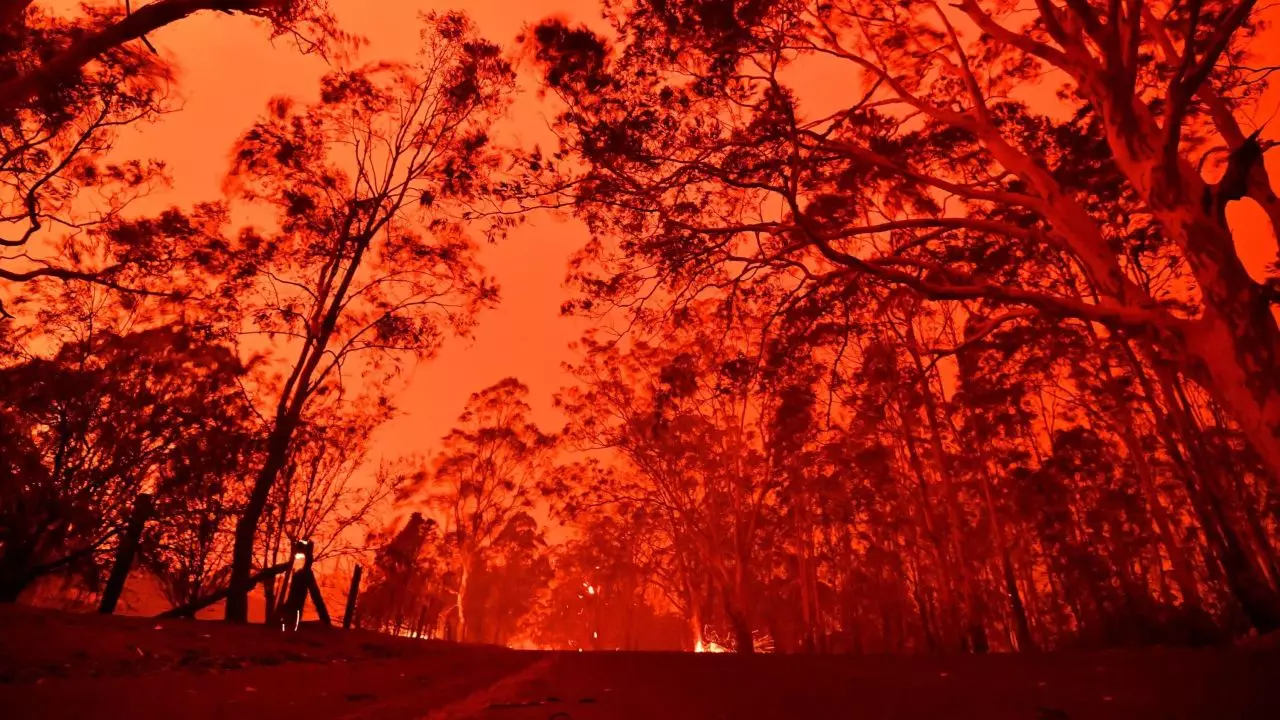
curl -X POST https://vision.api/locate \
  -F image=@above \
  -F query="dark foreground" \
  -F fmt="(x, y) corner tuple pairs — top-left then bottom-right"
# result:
(2, 607), (1278, 719)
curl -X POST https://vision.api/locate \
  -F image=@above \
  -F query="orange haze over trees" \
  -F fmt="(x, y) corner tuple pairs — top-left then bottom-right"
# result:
(3, 0), (1280, 655)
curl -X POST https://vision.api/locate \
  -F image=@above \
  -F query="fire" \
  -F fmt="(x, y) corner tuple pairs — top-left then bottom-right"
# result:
(693, 639), (728, 653)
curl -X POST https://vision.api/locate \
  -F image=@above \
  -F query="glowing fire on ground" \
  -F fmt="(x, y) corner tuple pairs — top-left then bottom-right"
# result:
(693, 639), (729, 653)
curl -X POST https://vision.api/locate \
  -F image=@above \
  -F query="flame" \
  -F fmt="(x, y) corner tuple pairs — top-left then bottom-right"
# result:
(694, 639), (728, 653)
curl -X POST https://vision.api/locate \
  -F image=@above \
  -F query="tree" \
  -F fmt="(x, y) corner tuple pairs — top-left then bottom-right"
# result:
(0, 4), (172, 308)
(254, 417), (403, 617)
(0, 292), (253, 602)
(217, 12), (513, 621)
(0, 0), (340, 118)
(460, 511), (552, 646)
(0, 1), (354, 315)
(555, 308), (823, 653)
(524, 0), (1280, 541)
(359, 511), (453, 638)
(420, 378), (555, 641)
(537, 494), (687, 651)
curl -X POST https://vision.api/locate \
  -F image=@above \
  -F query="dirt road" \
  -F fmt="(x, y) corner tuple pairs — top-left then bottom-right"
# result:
(5, 645), (1280, 719)
(3, 607), (1278, 718)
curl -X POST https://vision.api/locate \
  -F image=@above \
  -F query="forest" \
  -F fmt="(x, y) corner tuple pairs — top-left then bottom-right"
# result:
(2, 0), (1280, 659)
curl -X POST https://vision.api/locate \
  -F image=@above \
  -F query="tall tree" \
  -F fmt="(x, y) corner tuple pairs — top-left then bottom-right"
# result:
(421, 378), (555, 642)
(214, 12), (512, 621)
(526, 0), (1280, 630)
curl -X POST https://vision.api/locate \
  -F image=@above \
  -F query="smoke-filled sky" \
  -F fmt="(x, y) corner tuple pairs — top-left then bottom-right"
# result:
(106, 0), (1280, 473)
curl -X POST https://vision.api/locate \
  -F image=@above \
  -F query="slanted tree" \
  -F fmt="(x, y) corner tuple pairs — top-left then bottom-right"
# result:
(360, 512), (453, 637)
(461, 511), (553, 646)
(216, 12), (512, 621)
(539, 485), (689, 651)
(254, 415), (402, 618)
(558, 309), (821, 653)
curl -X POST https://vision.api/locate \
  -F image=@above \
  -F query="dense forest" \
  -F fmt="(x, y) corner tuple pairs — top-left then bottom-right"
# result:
(2, 0), (1280, 656)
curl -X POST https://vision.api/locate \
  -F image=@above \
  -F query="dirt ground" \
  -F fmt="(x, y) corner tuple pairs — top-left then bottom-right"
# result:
(2, 605), (1279, 719)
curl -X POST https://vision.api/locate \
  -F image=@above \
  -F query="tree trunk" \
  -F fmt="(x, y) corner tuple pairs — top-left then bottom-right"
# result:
(975, 463), (1036, 652)
(1116, 338), (1280, 631)
(1157, 365), (1280, 632)
(1078, 320), (1206, 611)
(729, 608), (754, 654)
(905, 324), (987, 652)
(1116, 418), (1205, 610)
(1083, 81), (1280, 492)
(1001, 547), (1034, 652)
(225, 427), (294, 622)
(455, 559), (470, 644)
(793, 485), (816, 652)
(893, 397), (963, 649)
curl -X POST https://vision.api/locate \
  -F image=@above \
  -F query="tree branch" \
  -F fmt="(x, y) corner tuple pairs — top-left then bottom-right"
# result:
(0, 0), (289, 116)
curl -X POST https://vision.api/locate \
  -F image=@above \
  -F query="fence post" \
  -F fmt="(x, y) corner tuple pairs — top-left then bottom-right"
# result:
(99, 493), (153, 615)
(343, 565), (363, 630)
(277, 539), (314, 631)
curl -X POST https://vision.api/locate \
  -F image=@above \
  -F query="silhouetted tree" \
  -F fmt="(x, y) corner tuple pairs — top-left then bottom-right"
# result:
(220, 12), (512, 621)
(0, 297), (252, 602)
(419, 377), (555, 641)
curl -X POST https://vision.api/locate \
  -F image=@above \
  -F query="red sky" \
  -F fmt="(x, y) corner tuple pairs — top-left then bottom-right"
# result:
(96, 0), (1280, 472)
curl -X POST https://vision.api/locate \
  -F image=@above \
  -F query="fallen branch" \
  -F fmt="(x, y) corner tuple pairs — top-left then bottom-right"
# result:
(157, 561), (290, 619)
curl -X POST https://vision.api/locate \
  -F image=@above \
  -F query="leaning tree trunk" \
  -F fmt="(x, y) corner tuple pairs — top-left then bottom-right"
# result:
(1140, 353), (1280, 632)
(1085, 84), (1280, 494)
(1087, 339), (1207, 611)
(224, 233), (371, 623)
(225, 425), (295, 622)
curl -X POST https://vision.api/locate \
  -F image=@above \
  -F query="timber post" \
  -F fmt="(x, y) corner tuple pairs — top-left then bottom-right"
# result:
(278, 539), (314, 631)
(343, 564), (363, 630)
(99, 493), (153, 615)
